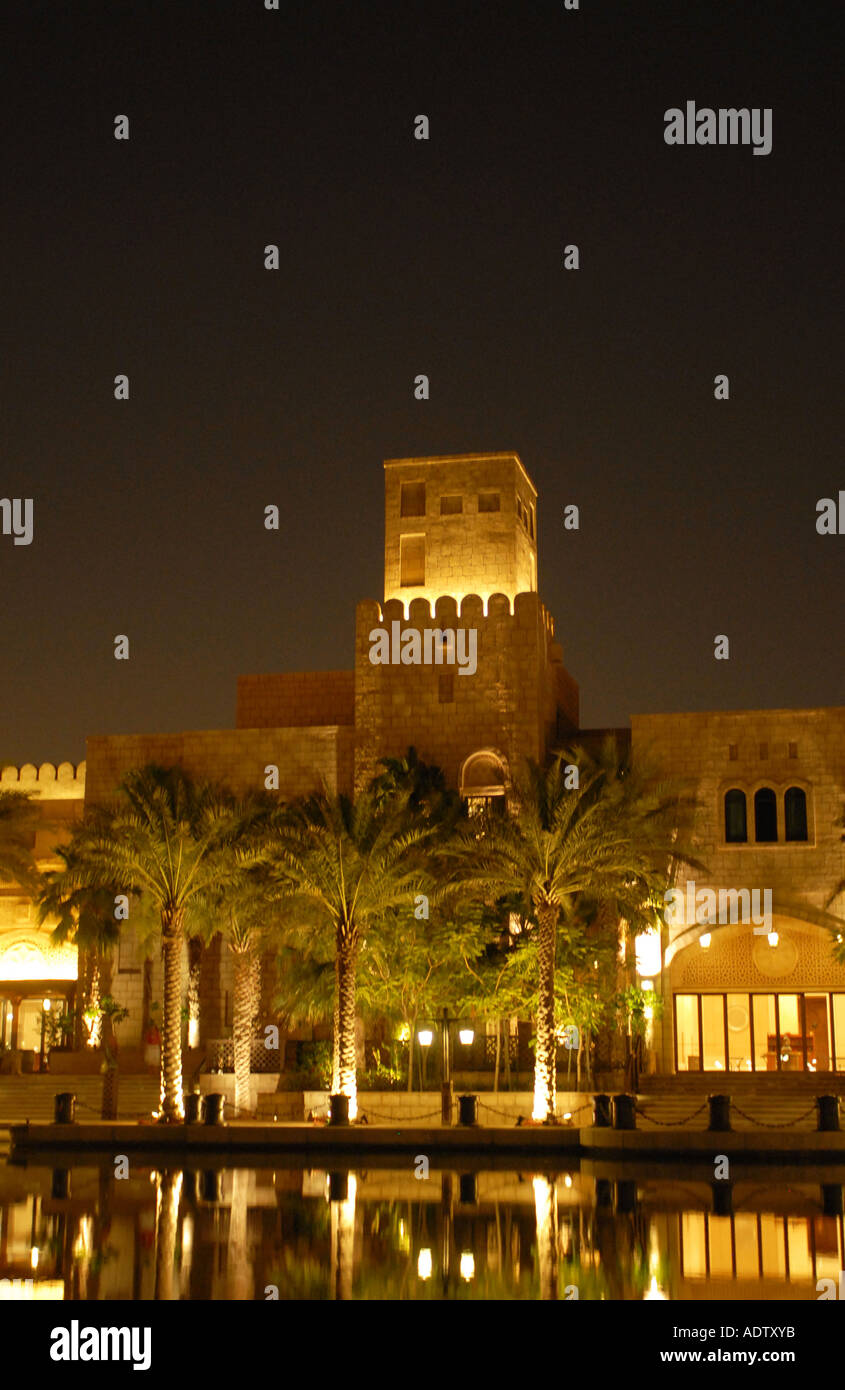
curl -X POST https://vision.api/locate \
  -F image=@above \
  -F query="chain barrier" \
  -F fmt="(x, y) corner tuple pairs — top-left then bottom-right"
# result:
(634, 1102), (709, 1127)
(730, 1102), (818, 1129)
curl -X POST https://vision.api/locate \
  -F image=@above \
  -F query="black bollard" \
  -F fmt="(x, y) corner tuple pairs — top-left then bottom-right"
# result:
(613, 1094), (637, 1130)
(53, 1092), (76, 1124)
(459, 1173), (478, 1206)
(817, 1096), (840, 1132)
(183, 1093), (203, 1124)
(593, 1094), (612, 1128)
(712, 1182), (733, 1216)
(458, 1095), (478, 1127)
(708, 1094), (732, 1132)
(329, 1094), (349, 1126)
(204, 1093), (225, 1126)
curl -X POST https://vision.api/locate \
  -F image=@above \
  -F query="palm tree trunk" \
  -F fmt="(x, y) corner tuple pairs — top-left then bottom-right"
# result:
(332, 932), (358, 1119)
(534, 902), (558, 1122)
(160, 916), (184, 1122)
(232, 943), (258, 1116)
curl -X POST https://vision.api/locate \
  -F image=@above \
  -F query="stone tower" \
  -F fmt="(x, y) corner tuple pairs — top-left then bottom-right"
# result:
(383, 452), (538, 609)
(355, 452), (578, 791)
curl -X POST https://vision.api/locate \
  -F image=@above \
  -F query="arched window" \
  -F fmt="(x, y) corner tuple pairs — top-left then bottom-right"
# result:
(461, 751), (507, 817)
(784, 786), (808, 842)
(724, 789), (747, 843)
(754, 787), (778, 843)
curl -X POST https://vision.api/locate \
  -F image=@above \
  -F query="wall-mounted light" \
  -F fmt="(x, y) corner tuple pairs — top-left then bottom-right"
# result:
(459, 1252), (475, 1281)
(768, 931), (779, 947)
(699, 934), (711, 950)
(458, 1029), (474, 1045)
(417, 1248), (432, 1280)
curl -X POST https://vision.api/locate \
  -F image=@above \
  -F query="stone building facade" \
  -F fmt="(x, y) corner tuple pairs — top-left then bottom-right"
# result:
(3, 451), (844, 1078)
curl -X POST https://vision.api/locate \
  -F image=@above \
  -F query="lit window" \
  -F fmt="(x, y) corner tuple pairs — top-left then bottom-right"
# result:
(784, 787), (808, 842)
(399, 535), (425, 587)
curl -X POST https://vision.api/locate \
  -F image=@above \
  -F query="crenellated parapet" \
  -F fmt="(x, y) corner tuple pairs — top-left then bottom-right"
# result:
(0, 760), (86, 799)
(353, 591), (578, 791)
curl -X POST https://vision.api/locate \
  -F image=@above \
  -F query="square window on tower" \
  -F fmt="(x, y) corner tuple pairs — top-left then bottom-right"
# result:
(478, 492), (500, 513)
(400, 482), (426, 517)
(400, 535), (425, 587)
(440, 495), (462, 515)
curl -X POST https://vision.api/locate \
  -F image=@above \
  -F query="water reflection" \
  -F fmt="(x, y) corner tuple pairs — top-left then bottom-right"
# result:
(0, 1155), (842, 1300)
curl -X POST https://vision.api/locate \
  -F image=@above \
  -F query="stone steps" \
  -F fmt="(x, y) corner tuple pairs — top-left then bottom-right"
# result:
(0, 1076), (160, 1124)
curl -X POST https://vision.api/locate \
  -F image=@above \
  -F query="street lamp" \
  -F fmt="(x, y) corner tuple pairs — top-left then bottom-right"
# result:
(459, 1028), (474, 1045)
(39, 998), (52, 1072)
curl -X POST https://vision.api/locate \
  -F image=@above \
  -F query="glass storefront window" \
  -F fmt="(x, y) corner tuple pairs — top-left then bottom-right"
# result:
(832, 997), (845, 1072)
(805, 995), (831, 1071)
(675, 995), (700, 1071)
(752, 994), (777, 1072)
(677, 992), (845, 1072)
(777, 994), (803, 1071)
(726, 995), (752, 1072)
(701, 996), (726, 1072)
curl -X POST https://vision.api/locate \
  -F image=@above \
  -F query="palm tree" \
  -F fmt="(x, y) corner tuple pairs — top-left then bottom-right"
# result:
(269, 787), (432, 1119)
(45, 766), (257, 1121)
(0, 788), (40, 893)
(38, 848), (123, 1048)
(445, 741), (687, 1122)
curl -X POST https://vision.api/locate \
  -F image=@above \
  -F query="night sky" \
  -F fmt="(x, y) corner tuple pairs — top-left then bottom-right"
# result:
(3, 0), (842, 767)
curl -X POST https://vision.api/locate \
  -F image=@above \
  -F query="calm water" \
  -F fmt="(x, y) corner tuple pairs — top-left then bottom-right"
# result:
(0, 1150), (842, 1300)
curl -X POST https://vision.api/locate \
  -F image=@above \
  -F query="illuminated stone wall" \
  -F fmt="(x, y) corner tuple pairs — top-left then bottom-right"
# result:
(354, 590), (579, 790)
(383, 453), (538, 608)
(632, 708), (845, 1072)
(0, 762), (86, 985)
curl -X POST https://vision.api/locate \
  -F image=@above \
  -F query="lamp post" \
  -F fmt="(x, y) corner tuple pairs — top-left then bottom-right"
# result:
(441, 1007), (452, 1126)
(40, 998), (51, 1073)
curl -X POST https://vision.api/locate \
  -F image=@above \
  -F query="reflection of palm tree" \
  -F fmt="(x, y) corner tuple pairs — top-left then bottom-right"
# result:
(154, 1169), (183, 1299)
(227, 1168), (251, 1300)
(330, 1174), (357, 1300)
(533, 1175), (559, 1300)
